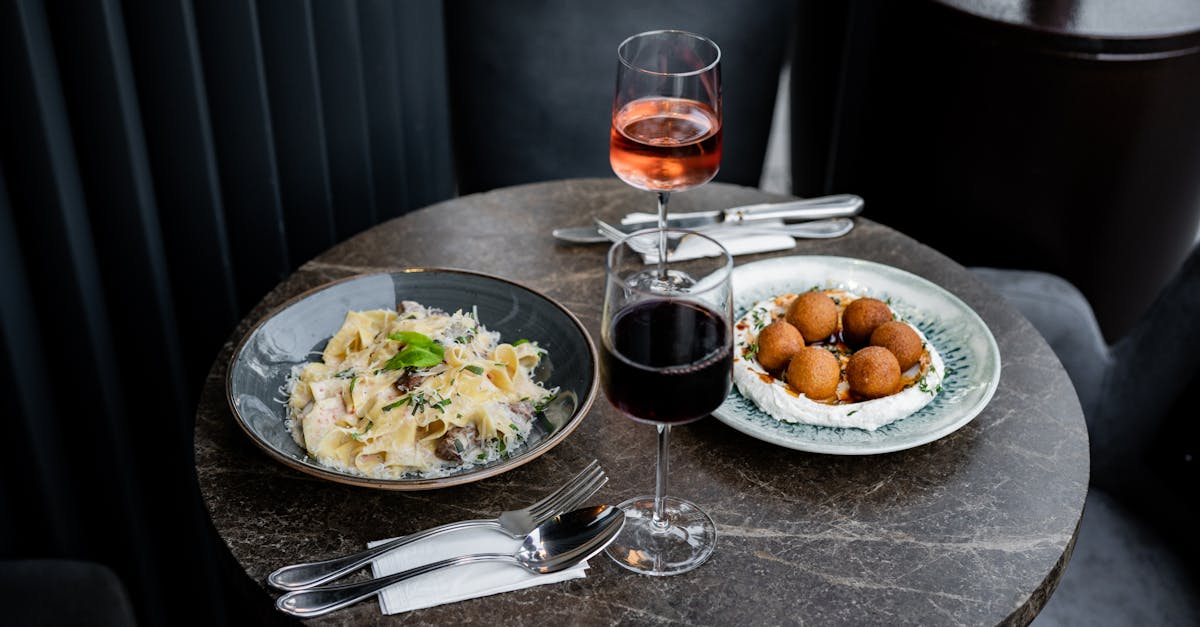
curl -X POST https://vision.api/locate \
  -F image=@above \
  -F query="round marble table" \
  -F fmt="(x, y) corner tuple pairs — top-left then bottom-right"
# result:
(195, 179), (1089, 625)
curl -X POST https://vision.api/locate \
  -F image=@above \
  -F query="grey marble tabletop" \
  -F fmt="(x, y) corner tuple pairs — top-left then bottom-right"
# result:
(195, 179), (1089, 626)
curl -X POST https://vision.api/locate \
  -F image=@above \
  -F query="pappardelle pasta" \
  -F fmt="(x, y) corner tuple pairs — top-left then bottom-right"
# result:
(286, 301), (556, 478)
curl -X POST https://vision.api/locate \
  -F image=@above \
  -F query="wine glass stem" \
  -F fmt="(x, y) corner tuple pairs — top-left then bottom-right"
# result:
(653, 424), (671, 529)
(656, 191), (670, 278)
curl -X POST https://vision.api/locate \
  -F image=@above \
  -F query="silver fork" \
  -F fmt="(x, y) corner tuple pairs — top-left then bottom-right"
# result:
(594, 217), (854, 258)
(594, 220), (682, 258)
(266, 460), (607, 591)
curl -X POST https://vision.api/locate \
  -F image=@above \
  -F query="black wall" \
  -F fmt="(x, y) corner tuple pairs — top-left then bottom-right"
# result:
(0, 1), (452, 623)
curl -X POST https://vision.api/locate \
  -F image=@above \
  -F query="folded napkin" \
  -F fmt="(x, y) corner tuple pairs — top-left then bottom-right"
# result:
(368, 527), (589, 615)
(622, 212), (795, 262)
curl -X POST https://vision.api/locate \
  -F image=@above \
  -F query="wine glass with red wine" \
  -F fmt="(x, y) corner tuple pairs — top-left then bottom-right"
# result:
(600, 229), (733, 576)
(610, 29), (721, 267)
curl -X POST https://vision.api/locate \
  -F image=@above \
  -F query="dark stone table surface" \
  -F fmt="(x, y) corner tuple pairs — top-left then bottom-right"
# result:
(195, 179), (1089, 625)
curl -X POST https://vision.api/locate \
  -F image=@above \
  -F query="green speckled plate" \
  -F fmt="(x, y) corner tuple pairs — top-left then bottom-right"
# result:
(712, 256), (1001, 455)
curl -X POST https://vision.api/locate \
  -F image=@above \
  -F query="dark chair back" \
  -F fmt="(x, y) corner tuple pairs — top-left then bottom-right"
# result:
(444, 0), (796, 194)
(791, 0), (1200, 578)
(790, 0), (1200, 341)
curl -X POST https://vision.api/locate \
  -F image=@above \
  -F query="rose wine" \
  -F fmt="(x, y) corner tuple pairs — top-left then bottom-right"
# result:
(610, 97), (722, 192)
(601, 299), (732, 424)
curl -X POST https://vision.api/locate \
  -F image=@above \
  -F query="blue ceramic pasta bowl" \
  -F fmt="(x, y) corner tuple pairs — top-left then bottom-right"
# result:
(226, 269), (598, 490)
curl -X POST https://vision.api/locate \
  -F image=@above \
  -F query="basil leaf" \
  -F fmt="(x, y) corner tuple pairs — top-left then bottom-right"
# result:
(382, 341), (444, 370)
(387, 330), (436, 347)
(397, 345), (442, 368)
(382, 352), (407, 371)
(513, 339), (530, 346)
(464, 365), (484, 375)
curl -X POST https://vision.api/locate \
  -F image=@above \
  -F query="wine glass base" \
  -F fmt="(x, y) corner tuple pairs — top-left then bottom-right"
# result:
(605, 495), (716, 576)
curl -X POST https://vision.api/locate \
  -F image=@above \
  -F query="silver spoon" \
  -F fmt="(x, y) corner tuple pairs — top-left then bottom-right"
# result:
(275, 505), (626, 618)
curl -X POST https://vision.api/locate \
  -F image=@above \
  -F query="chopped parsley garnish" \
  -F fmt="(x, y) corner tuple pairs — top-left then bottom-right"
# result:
(464, 365), (485, 375)
(383, 396), (410, 411)
(348, 375), (358, 395)
(751, 308), (768, 330)
(917, 366), (942, 395)
(409, 392), (430, 413)
(350, 421), (373, 440)
(513, 339), (530, 346)
(334, 368), (355, 379)
(534, 393), (557, 413)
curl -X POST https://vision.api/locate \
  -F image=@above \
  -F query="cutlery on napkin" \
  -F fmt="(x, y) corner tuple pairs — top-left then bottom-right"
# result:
(551, 193), (863, 244)
(618, 193), (862, 230)
(367, 526), (589, 614)
(620, 213), (799, 262)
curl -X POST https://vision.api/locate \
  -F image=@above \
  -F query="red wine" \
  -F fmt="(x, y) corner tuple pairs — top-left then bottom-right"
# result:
(609, 97), (722, 192)
(601, 299), (732, 424)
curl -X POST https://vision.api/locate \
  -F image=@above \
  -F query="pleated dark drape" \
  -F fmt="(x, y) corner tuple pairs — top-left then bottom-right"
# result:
(0, 0), (452, 623)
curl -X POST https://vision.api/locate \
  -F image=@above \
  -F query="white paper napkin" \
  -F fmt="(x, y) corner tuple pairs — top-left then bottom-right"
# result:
(622, 212), (795, 262)
(367, 527), (589, 615)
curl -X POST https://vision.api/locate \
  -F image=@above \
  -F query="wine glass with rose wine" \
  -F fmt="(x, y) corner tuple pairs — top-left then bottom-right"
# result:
(610, 29), (722, 271)
(600, 227), (733, 576)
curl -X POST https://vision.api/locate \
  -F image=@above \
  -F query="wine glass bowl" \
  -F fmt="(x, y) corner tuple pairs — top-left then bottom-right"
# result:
(610, 29), (723, 285)
(601, 230), (734, 426)
(610, 30), (722, 194)
(600, 228), (733, 576)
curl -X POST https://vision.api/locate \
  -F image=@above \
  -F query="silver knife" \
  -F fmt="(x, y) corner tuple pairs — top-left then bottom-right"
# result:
(552, 193), (863, 243)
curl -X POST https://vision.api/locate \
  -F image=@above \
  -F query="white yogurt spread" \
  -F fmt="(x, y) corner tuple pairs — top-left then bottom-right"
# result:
(732, 292), (944, 431)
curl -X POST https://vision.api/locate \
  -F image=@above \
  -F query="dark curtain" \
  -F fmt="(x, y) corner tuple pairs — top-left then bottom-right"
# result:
(0, 0), (452, 624)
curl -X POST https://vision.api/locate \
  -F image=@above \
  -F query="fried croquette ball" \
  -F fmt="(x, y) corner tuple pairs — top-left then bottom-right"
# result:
(870, 321), (923, 371)
(846, 346), (901, 399)
(785, 291), (839, 342)
(842, 298), (893, 347)
(755, 320), (805, 372)
(785, 346), (841, 400)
